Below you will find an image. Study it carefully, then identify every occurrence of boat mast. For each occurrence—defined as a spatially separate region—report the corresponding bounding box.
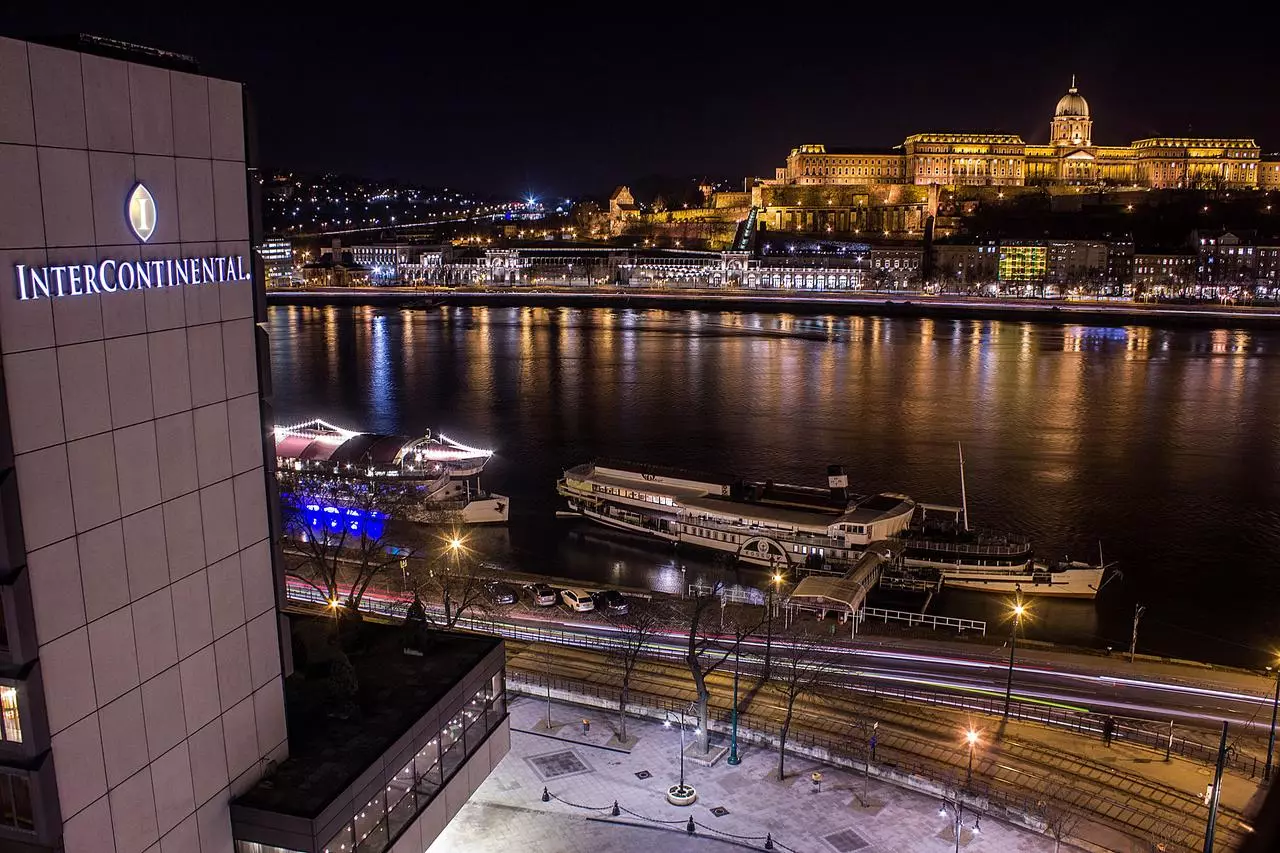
[958,442,969,532]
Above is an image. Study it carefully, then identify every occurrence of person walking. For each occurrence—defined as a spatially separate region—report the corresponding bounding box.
[1102,716,1115,747]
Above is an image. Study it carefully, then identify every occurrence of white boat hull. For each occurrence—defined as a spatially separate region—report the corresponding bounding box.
[939,567,1103,599]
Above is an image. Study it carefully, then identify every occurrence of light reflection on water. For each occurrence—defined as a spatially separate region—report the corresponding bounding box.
[268,304,1280,666]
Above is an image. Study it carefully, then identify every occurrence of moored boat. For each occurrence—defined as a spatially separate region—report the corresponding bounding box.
[556,457,1104,599]
[275,418,509,524]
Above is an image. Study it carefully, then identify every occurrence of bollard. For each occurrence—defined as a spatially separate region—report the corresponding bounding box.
[612,800,620,817]
[541,787,549,802]
[765,833,774,850]
[686,816,696,835]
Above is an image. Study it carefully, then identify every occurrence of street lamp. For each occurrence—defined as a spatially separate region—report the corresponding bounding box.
[1265,664,1280,781]
[939,796,980,853]
[727,635,742,766]
[664,708,699,805]
[964,728,980,787]
[764,572,783,678]
[1003,593,1026,720]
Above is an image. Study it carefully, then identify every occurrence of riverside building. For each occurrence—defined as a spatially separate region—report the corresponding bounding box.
[0,34,506,853]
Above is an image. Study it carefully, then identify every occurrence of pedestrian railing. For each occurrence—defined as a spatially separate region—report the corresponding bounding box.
[859,607,986,635]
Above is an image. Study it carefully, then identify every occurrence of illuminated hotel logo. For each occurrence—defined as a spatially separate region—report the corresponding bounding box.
[126,182,157,243]
[14,182,248,301]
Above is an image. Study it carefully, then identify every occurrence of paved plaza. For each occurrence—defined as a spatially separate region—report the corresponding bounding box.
[430,696,1063,852]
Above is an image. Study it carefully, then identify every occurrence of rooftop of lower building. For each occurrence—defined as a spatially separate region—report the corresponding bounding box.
[234,613,500,819]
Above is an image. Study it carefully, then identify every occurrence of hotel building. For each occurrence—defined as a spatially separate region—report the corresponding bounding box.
[0,35,506,853]
[771,79,1279,191]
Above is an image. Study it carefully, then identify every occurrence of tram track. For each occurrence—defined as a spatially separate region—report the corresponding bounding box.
[507,641,1254,851]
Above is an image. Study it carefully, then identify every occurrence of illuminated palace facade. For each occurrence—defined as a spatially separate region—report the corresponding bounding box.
[771,79,1280,191]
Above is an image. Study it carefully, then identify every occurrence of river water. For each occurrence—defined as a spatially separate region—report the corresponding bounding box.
[267,303,1280,666]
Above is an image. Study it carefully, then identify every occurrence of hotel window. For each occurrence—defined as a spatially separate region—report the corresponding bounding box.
[0,770,33,832]
[0,687,18,743]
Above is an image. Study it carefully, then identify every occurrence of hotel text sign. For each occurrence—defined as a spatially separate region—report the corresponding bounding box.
[13,182,248,301]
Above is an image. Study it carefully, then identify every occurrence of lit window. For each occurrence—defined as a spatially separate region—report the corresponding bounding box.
[0,688,18,743]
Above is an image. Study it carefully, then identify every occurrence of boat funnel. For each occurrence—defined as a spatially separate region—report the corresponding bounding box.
[827,464,849,502]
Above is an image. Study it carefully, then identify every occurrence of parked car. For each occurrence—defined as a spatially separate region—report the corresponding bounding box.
[526,583,557,606]
[591,589,630,616]
[560,588,596,612]
[485,582,517,606]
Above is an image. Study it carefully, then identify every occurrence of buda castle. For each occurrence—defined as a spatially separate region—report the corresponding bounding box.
[769,79,1280,191]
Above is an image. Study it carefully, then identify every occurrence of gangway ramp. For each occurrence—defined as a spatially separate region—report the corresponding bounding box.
[786,540,901,631]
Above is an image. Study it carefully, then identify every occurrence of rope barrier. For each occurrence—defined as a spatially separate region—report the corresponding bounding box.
[545,788,797,848]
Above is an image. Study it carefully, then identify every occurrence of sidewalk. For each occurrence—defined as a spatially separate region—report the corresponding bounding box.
[430,696,1061,853]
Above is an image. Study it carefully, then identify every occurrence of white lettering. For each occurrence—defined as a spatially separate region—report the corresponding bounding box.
[99,260,117,292]
[31,267,50,299]
[14,254,246,300]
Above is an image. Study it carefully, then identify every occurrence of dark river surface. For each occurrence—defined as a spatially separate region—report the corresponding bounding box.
[267,303,1280,667]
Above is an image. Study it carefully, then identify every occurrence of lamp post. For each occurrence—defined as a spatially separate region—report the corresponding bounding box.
[765,571,782,678]
[1266,665,1280,782]
[664,708,698,805]
[965,729,979,787]
[1003,593,1025,720]
[727,640,742,765]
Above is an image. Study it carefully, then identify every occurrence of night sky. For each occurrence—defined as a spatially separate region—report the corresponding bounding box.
[6,5,1278,198]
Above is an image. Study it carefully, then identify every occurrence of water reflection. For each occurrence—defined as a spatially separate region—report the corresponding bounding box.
[268,305,1280,666]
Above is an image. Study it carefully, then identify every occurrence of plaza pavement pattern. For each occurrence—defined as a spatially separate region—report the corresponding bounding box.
[429,696,1061,853]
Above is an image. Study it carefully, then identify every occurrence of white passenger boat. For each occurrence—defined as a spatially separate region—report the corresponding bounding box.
[274,419,509,524]
[557,458,1104,598]
[557,460,915,569]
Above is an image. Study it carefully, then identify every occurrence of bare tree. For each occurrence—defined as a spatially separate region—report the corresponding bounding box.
[604,599,668,744]
[681,585,763,753]
[770,627,841,781]
[404,531,492,629]
[281,477,416,617]
[1035,800,1082,853]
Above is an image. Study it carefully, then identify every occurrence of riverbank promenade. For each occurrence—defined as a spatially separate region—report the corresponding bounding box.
[266,285,1280,329]
[430,696,1059,853]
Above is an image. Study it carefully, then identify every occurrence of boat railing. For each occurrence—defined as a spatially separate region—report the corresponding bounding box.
[683,515,840,548]
[899,535,1031,557]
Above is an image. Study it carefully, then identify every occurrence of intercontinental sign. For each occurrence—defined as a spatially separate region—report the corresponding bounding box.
[14,182,248,301]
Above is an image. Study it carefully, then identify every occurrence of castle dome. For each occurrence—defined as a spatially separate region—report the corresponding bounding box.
[1055,76,1089,117]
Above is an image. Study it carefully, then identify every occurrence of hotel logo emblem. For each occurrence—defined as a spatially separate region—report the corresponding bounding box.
[127,183,156,243]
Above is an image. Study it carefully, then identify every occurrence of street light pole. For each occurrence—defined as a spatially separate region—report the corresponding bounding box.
[727,642,741,765]
[1003,593,1025,720]
[965,729,978,787]
[1266,667,1280,782]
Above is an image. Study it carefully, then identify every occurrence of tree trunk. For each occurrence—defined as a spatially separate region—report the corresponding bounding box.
[696,690,710,752]
[687,651,711,752]
[778,714,792,781]
[619,683,629,742]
